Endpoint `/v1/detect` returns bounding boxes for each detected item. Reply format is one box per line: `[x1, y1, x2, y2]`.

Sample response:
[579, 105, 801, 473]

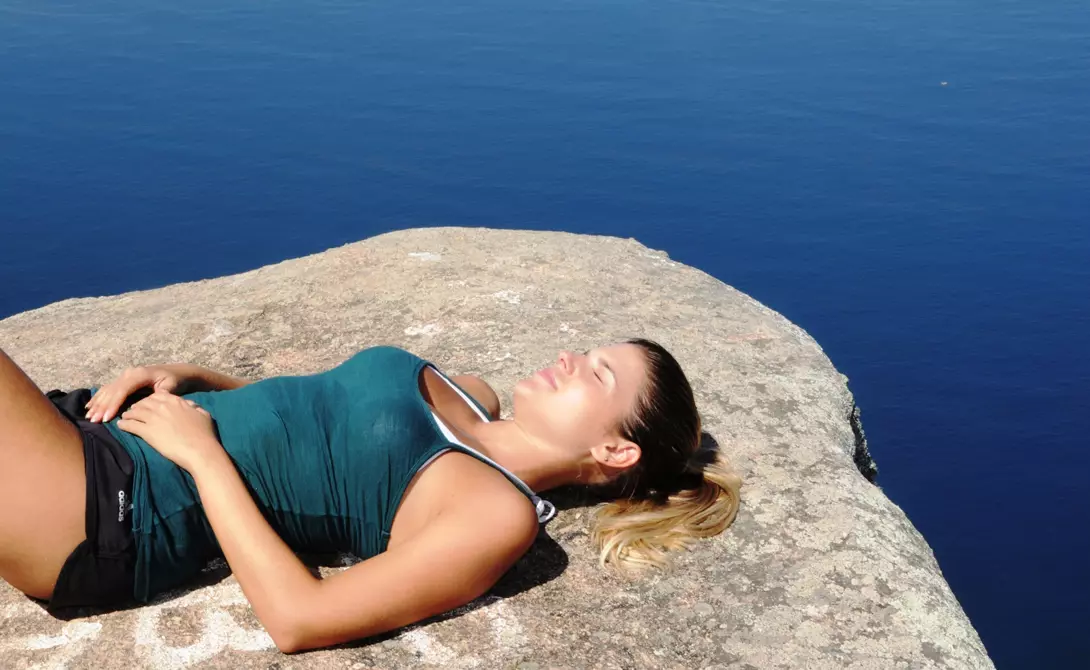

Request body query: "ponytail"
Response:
[590, 454, 741, 573]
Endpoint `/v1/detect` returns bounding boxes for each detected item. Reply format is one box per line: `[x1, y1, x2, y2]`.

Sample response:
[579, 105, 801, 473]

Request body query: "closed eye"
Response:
[583, 350, 602, 383]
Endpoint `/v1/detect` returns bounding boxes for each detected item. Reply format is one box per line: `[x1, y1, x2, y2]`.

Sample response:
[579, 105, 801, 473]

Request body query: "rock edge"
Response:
[0, 227, 991, 669]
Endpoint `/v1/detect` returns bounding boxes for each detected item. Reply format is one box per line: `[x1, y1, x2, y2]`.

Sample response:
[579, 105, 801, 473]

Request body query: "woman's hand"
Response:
[86, 364, 188, 423]
[116, 392, 222, 472]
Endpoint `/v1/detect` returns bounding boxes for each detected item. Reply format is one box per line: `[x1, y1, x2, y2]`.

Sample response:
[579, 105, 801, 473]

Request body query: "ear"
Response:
[590, 438, 642, 472]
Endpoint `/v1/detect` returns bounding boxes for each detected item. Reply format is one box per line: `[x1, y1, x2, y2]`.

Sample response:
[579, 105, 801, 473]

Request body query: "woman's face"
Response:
[512, 343, 649, 455]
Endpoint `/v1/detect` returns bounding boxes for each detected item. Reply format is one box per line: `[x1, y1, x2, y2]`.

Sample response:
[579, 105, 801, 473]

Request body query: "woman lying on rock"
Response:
[0, 341, 740, 652]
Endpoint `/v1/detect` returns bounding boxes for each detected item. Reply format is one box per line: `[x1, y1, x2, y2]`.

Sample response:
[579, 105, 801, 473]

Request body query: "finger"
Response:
[88, 393, 106, 421]
[95, 391, 115, 418]
[158, 378, 180, 394]
[87, 384, 109, 404]
[132, 393, 167, 409]
[97, 389, 127, 422]
[165, 394, 191, 408]
[86, 388, 107, 416]
[101, 395, 127, 423]
[91, 373, 146, 421]
[98, 390, 128, 423]
[108, 371, 148, 404]
[115, 417, 146, 439]
[145, 391, 174, 406]
[121, 402, 155, 423]
[141, 393, 176, 415]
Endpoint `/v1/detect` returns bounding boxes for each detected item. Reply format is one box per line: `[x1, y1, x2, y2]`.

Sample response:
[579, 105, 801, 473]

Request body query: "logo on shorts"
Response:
[118, 490, 127, 523]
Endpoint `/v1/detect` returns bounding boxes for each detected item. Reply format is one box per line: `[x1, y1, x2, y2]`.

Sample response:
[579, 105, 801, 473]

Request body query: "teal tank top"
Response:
[103, 346, 551, 602]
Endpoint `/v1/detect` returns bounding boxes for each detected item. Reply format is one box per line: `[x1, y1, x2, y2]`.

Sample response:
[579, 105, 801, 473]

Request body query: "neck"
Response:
[465, 420, 594, 493]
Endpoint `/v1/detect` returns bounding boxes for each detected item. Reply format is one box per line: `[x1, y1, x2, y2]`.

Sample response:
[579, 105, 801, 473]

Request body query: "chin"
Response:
[510, 378, 543, 415]
[515, 372, 547, 390]
[511, 378, 534, 403]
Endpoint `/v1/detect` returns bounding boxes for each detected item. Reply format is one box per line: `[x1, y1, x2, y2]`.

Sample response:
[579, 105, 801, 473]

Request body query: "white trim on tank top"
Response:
[420, 364, 557, 524]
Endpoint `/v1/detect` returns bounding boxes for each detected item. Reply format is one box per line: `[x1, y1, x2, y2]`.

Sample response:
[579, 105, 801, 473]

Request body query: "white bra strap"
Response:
[532, 496, 557, 524]
[427, 405, 556, 525]
[426, 364, 558, 524]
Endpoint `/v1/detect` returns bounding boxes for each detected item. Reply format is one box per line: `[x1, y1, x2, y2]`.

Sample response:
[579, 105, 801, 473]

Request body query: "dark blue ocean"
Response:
[2, 1, 1087, 666]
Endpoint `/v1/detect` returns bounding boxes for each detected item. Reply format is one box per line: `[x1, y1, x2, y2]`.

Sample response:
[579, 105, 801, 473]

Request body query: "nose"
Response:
[557, 351, 574, 375]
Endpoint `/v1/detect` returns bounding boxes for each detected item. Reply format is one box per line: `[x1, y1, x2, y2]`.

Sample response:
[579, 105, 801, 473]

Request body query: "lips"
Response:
[539, 367, 558, 389]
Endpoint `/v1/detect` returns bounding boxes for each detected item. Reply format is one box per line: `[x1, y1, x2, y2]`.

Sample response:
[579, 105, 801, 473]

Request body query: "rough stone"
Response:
[0, 227, 992, 668]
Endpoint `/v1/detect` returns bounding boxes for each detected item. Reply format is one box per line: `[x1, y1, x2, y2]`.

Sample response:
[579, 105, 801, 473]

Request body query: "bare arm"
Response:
[284, 489, 537, 651]
[189, 446, 323, 649]
[173, 363, 251, 393]
[115, 383, 538, 654]
[190, 444, 537, 652]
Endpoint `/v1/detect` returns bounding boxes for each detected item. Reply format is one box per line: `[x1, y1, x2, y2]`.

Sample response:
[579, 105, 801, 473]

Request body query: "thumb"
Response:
[153, 376, 179, 393]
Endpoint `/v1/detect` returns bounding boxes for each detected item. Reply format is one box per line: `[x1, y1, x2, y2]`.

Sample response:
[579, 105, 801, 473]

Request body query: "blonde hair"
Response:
[590, 454, 742, 573]
[588, 339, 742, 574]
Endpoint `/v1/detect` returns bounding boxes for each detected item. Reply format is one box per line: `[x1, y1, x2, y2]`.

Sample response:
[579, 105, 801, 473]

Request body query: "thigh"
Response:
[0, 348, 87, 600]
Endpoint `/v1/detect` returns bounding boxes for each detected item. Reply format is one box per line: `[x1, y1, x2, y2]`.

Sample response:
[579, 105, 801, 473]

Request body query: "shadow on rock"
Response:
[40, 559, 237, 621]
[318, 532, 569, 652]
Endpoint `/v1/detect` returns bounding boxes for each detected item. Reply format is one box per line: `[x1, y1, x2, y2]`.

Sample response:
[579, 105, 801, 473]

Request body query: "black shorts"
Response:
[42, 388, 137, 618]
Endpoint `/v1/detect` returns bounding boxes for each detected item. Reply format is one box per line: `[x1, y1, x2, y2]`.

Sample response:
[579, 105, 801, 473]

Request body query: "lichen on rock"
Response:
[0, 227, 992, 669]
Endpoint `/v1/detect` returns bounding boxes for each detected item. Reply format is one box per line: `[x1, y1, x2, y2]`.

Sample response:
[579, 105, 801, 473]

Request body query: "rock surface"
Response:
[0, 227, 992, 669]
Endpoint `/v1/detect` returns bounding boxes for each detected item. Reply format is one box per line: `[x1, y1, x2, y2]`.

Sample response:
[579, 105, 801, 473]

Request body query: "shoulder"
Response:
[450, 374, 501, 419]
[389, 450, 538, 552]
[418, 453, 539, 565]
[457, 488, 539, 567]
[445, 452, 538, 539]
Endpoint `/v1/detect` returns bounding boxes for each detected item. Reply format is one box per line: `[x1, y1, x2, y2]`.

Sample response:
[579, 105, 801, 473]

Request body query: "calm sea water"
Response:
[2, 1, 1087, 666]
